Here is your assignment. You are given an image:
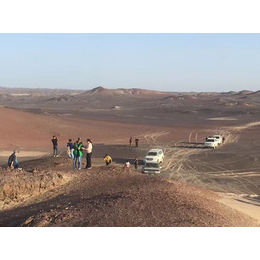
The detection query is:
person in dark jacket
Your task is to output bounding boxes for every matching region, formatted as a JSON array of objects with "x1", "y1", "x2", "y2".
[
  {"x1": 52, "y1": 135, "x2": 58, "y2": 157},
  {"x1": 134, "y1": 157, "x2": 138, "y2": 170},
  {"x1": 67, "y1": 139, "x2": 74, "y2": 159},
  {"x1": 8, "y1": 150, "x2": 20, "y2": 169},
  {"x1": 135, "y1": 138, "x2": 139, "y2": 147}
]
